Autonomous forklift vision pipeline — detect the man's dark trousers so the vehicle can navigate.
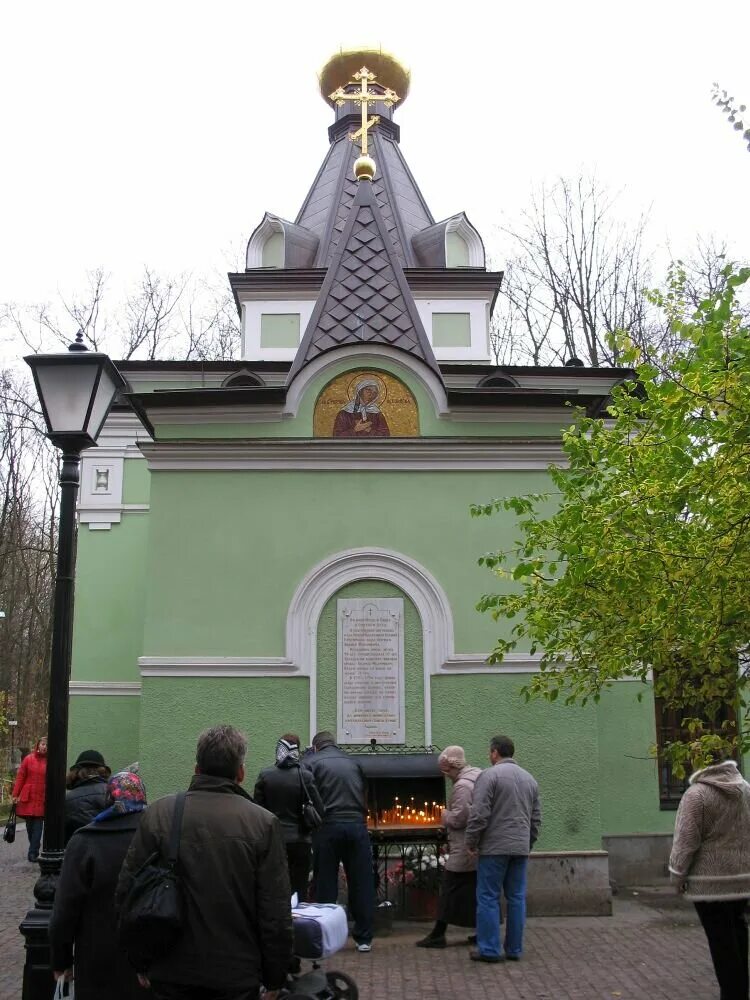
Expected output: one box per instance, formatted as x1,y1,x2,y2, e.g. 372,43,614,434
314,821,374,945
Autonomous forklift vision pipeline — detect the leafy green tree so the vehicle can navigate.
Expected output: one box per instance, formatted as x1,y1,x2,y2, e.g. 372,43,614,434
474,267,750,772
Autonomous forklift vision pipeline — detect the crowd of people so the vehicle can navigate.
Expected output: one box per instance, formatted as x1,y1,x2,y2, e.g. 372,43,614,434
9,725,750,999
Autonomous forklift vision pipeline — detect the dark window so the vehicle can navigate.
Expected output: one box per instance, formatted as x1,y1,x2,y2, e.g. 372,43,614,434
654,697,736,809
222,371,264,389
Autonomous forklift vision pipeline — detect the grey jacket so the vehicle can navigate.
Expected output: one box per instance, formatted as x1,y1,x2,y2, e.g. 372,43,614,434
443,765,482,872
465,759,541,856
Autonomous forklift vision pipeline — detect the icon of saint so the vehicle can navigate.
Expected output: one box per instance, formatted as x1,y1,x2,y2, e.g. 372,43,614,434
332,379,390,438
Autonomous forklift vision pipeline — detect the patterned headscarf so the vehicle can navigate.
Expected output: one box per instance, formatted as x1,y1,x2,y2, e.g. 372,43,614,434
93,770,147,823
275,738,301,768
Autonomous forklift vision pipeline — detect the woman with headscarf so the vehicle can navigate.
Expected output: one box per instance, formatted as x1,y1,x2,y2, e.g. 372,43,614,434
332,380,390,438
254,733,325,900
64,749,112,844
416,745,482,949
50,769,150,1000
12,736,47,862
669,756,750,1000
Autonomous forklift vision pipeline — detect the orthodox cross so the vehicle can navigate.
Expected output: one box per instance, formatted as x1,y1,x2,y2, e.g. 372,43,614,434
329,66,400,157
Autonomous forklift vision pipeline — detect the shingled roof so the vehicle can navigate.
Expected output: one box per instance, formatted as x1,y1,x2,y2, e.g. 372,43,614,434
296,125,434,269
287,176,441,382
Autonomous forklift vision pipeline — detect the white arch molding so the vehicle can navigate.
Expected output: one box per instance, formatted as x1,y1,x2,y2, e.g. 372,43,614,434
137,548,542,737
288,547,455,744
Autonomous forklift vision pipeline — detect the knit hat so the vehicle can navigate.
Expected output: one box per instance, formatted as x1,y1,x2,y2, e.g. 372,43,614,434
72,749,107,768
439,745,467,769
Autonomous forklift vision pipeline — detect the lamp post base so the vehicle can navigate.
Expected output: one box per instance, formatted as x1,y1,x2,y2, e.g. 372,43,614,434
19,850,63,1000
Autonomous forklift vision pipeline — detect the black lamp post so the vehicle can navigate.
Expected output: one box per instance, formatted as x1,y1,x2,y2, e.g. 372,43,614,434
19,333,126,1000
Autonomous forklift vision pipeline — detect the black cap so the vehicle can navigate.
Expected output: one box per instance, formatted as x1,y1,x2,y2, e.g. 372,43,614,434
72,749,107,768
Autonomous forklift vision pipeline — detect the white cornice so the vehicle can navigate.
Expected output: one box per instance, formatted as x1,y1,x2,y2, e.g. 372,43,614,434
139,656,299,677
69,681,142,696
139,438,565,471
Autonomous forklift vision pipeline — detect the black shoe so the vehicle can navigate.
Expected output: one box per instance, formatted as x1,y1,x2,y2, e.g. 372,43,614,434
469,949,504,963
416,935,446,949
506,954,521,961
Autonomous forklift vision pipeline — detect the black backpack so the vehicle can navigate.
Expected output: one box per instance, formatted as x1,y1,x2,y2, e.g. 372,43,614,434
118,792,186,970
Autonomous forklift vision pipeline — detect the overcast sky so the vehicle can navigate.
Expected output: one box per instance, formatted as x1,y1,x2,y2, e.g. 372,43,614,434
1,0,748,333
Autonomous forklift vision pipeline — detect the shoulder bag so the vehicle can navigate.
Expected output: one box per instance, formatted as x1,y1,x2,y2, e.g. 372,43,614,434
118,791,187,970
298,768,323,831
3,804,16,844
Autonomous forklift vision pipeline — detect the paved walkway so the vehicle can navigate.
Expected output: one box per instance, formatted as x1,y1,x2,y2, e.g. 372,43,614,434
1,829,721,999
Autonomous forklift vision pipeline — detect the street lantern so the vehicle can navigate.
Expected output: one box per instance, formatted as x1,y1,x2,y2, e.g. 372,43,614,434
25,332,124,452
20,333,126,1000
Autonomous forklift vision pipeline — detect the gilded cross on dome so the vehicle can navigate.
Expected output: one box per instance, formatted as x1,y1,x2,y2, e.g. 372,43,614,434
329,65,400,180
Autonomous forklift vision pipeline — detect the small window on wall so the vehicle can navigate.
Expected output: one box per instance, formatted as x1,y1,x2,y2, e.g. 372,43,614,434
446,230,470,267
262,231,284,268
432,312,471,348
260,313,300,349
654,696,737,809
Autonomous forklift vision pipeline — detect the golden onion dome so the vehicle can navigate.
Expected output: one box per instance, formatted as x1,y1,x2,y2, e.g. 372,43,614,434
318,48,410,107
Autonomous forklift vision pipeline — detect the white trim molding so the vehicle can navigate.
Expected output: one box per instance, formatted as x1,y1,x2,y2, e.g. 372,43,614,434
136,548,544,741
139,438,565,472
69,681,142,696
139,656,298,678
284,345,450,419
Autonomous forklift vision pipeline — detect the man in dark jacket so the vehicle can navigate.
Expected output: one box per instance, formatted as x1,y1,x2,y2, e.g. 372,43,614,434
64,749,111,844
254,732,325,901
307,731,374,952
116,725,293,1000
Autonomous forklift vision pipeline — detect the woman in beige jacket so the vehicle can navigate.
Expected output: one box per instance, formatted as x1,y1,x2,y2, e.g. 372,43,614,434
669,758,750,1000
416,746,482,948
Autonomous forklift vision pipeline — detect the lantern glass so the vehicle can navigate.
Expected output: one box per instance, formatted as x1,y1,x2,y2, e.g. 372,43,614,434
25,349,125,450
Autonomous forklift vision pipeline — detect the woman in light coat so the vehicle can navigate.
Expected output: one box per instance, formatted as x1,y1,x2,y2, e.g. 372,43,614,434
669,758,750,1000
416,745,482,948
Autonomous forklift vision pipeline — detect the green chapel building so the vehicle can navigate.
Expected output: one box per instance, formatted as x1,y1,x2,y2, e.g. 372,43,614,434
68,50,676,913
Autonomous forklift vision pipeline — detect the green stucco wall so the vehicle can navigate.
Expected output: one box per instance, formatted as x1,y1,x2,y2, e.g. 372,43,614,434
431,674,602,851
137,677,309,800
140,468,548,658
67,695,141,774
71,514,148,683
596,682,674,835
316,580,425,745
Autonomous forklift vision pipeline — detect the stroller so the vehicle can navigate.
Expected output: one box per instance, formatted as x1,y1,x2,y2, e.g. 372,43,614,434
279,901,359,999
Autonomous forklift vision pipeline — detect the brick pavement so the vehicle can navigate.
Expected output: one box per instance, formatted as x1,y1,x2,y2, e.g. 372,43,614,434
0,829,721,1000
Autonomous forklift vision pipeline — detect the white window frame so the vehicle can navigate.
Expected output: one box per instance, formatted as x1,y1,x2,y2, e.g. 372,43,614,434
242,299,316,361
413,298,491,361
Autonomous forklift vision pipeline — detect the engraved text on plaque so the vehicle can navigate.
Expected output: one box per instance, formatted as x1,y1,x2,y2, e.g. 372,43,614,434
337,598,405,744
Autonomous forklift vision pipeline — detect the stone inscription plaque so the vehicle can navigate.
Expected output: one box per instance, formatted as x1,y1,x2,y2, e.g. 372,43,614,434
337,598,405,745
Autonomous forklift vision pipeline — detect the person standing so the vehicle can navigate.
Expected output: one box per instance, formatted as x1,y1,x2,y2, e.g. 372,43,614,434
465,735,541,963
50,770,150,1000
669,757,750,1000
254,732,325,901
416,745,482,949
307,730,374,952
116,724,293,1000
12,736,47,862
64,749,112,844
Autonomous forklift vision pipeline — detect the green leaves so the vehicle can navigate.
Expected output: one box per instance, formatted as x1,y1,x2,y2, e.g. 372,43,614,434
475,267,750,758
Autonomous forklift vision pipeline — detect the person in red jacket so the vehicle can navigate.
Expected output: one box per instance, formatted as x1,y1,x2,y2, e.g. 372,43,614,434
13,737,48,862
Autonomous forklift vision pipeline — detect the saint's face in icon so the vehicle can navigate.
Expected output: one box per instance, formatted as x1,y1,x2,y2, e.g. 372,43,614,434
332,379,391,438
